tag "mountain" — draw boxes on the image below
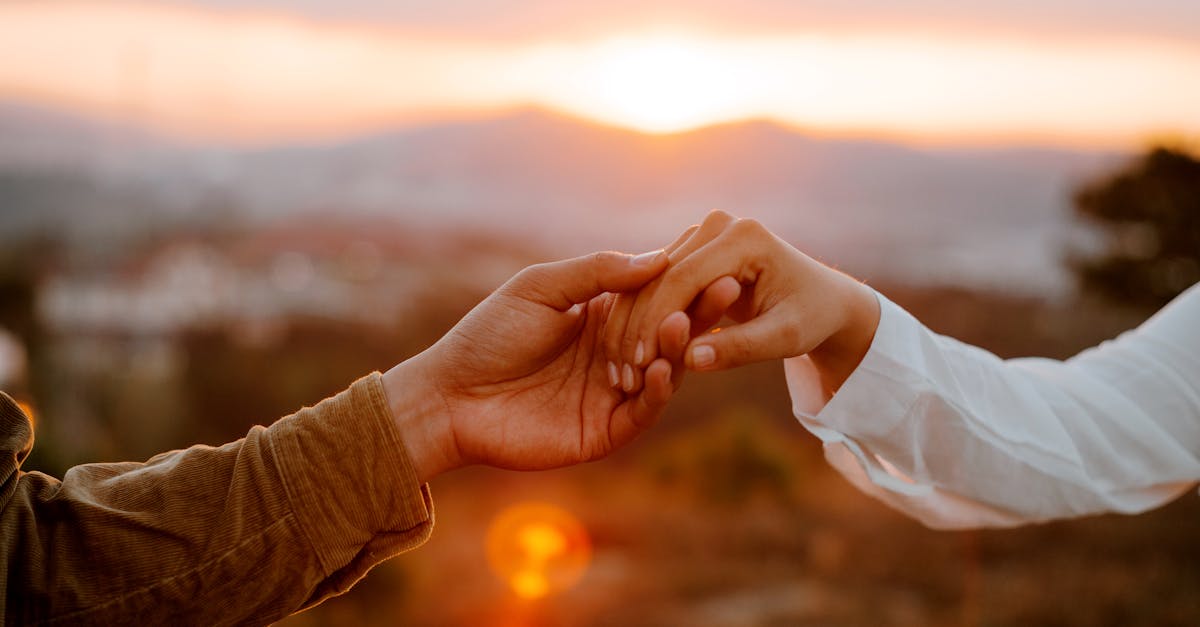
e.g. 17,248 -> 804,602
0,102 -> 1126,294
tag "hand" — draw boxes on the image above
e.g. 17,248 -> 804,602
606,210 -> 880,395
601,224 -> 745,393
380,250 -> 721,483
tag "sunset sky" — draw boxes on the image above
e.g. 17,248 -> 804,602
2,0 -> 1198,147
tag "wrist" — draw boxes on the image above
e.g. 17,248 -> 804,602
380,354 -> 461,484
808,278 -> 880,395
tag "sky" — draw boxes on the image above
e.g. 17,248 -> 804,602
2,0 -> 1198,147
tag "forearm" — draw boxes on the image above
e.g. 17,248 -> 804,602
4,373 -> 433,624
788,288 -> 1200,528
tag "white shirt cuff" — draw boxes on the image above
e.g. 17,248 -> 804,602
783,290 -> 1029,528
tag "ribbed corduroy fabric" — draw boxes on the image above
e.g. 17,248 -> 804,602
0,373 -> 433,625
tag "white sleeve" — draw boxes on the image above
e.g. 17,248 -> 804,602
784,283 -> 1200,529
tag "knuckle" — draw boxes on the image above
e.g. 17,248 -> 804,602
728,330 -> 755,359
731,217 -> 765,238
510,263 -> 547,290
588,250 -> 613,270
525,261 -> 554,278
705,211 -> 736,234
705,209 -> 734,226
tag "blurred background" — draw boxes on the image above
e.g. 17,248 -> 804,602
2,1 -> 1199,625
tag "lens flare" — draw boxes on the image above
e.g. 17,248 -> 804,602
485,502 -> 592,600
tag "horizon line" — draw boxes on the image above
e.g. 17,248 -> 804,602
2,95 -> 1182,155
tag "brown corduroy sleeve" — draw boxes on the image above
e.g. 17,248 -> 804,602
0,373 -> 433,626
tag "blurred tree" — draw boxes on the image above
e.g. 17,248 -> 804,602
1072,146 -> 1200,309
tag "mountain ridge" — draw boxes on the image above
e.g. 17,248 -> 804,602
0,100 -> 1128,295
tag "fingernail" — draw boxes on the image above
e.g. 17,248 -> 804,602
634,340 -> 645,365
632,249 -> 664,266
691,345 -> 716,369
607,361 -> 620,387
622,363 -> 635,391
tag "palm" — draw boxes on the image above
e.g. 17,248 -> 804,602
430,290 -> 647,470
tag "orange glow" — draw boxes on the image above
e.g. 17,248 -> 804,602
549,34 -> 755,133
1,3 -> 1200,147
486,502 -> 592,600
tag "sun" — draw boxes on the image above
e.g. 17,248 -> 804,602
548,33 -> 757,134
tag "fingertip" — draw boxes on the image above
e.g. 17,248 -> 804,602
687,343 -> 718,371
643,358 -> 673,405
658,311 -> 690,361
665,311 -> 690,342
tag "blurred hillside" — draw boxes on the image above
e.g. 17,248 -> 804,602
0,101 -> 1122,295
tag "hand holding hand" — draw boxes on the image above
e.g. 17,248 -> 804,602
606,210 -> 880,395
381,250 -> 688,482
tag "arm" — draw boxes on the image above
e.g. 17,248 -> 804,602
616,211 -> 1200,528
2,376 -> 433,625
3,249 -> 723,623
787,283 -> 1200,528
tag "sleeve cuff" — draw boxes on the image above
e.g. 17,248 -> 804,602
785,289 -> 926,435
782,291 -> 1060,529
266,372 -> 434,577
783,290 -> 934,496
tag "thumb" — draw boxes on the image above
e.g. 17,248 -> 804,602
685,315 -> 794,371
510,250 -> 668,311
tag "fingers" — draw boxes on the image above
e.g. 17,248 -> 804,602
629,217 -> 775,362
685,315 -> 791,371
603,293 -> 637,388
641,358 -> 674,407
646,278 -> 738,392
664,224 -> 700,254
514,250 -> 668,312
607,358 -> 673,450
617,211 -> 738,370
657,312 -> 690,389
688,276 -> 742,335
601,220 -> 704,392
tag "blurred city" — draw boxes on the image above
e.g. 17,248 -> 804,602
2,1 -> 1199,625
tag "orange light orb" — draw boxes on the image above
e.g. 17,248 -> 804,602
485,502 -> 592,600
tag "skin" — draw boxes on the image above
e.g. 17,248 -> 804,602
377,249 -> 739,483
605,210 -> 882,400
603,224 -> 744,393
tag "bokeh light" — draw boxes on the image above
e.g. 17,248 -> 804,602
485,502 -> 592,600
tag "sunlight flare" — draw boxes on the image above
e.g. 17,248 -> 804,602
486,503 -> 592,600
555,34 -> 757,133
